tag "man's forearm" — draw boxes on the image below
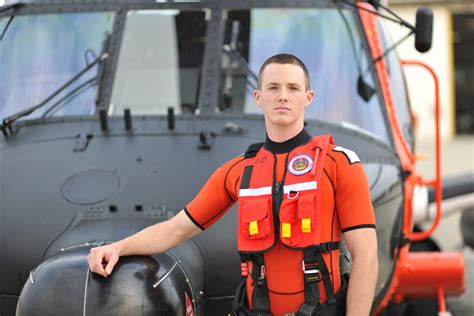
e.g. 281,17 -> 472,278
115,211 -> 198,256
115,221 -> 181,256
346,255 -> 378,316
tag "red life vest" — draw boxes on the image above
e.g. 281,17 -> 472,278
233,135 -> 348,316
237,135 -> 334,253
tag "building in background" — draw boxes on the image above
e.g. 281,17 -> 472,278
387,0 -> 474,141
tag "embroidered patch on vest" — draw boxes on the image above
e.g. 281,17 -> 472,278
288,154 -> 313,175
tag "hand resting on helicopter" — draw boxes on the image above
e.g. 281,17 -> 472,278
87,210 -> 201,277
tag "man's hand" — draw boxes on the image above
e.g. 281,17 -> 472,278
87,243 -> 122,277
87,210 -> 201,276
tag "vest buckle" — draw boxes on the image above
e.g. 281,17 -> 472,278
302,260 -> 322,282
259,265 -> 266,280
255,265 -> 266,286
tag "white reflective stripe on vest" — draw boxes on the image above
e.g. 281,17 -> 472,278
239,186 -> 272,197
283,181 -> 317,194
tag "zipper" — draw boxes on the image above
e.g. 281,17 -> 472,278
273,181 -> 282,234
272,153 -> 290,235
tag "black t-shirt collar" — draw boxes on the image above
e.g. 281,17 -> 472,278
264,128 -> 312,154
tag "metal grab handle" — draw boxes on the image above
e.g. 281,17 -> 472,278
401,60 -> 442,241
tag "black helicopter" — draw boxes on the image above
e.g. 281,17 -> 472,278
0,0 -> 471,315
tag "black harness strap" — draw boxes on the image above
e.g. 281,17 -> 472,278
250,253 -> 272,316
233,278 -> 249,316
244,142 -> 264,158
241,165 -> 254,190
296,242 -> 340,316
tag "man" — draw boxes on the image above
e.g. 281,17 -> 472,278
88,54 -> 378,316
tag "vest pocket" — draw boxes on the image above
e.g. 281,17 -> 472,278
298,192 -> 316,232
240,196 -> 272,240
279,191 -> 317,247
279,197 -> 299,245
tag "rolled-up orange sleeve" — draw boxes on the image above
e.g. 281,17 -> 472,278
185,156 -> 244,229
333,151 -> 376,233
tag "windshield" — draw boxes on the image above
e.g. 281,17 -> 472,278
108,9 -> 208,116
219,8 -> 390,143
0,12 -> 114,121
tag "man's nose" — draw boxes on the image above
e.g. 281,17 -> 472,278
278,88 -> 289,102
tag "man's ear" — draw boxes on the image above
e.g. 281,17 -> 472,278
253,90 -> 262,107
305,89 -> 315,108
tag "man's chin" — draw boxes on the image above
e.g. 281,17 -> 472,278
269,118 -> 297,128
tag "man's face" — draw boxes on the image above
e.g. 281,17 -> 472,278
253,63 -> 314,130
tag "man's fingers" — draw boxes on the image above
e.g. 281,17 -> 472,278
94,254 -> 108,277
88,248 -> 108,277
105,253 -> 119,276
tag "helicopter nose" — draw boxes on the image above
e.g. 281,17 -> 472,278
16,248 -> 193,316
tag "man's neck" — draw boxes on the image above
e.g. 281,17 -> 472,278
265,124 -> 305,143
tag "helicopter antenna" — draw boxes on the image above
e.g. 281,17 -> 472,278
99,109 -> 108,132
168,107 -> 175,131
124,109 -> 132,131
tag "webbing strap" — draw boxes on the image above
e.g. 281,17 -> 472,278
244,142 -> 264,158
233,278 -> 249,316
296,243 -> 339,316
240,165 -> 254,189
250,253 -> 272,316
306,245 -> 337,304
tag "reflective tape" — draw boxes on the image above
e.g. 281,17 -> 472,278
283,181 -> 317,194
239,186 -> 272,197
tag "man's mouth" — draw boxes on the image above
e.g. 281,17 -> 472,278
275,106 -> 290,111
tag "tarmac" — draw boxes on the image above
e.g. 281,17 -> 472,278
414,135 -> 474,316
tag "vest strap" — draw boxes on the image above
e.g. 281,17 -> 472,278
232,278 -> 250,316
244,142 -> 264,158
250,253 -> 272,316
296,243 -> 339,316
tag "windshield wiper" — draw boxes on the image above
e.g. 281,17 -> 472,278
0,2 -> 24,14
0,53 -> 108,137
221,44 -> 258,111
221,19 -> 258,111
222,44 -> 258,88
41,34 -> 112,118
0,2 -> 25,41
41,77 -> 97,118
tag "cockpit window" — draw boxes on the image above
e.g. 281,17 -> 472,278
109,9 -> 208,115
0,12 -> 114,120
219,8 -> 390,144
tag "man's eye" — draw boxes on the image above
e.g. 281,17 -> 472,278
290,87 -> 299,91
269,86 -> 277,90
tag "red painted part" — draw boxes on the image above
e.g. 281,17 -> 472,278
401,60 -> 442,242
357,3 -> 416,314
185,292 -> 195,316
438,286 -> 447,312
241,262 -> 248,277
357,2 -> 415,172
397,252 -> 465,297
356,3 -> 464,315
